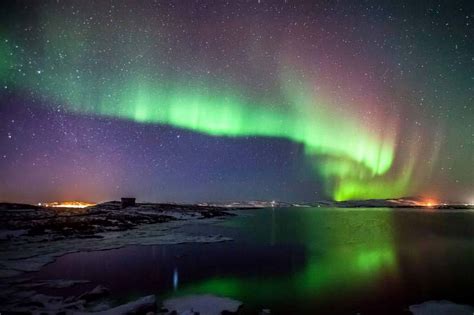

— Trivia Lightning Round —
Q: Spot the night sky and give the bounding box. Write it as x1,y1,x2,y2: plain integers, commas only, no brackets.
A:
0,0,472,204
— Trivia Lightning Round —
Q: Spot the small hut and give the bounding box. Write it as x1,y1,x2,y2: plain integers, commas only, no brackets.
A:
121,197,136,208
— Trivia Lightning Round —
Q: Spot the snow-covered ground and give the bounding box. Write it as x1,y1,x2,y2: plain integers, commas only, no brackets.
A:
163,294,242,315
0,202,235,313
409,300,474,315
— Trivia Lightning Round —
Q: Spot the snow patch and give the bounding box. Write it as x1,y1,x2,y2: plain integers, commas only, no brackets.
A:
409,300,474,315
163,294,242,315
76,295,156,315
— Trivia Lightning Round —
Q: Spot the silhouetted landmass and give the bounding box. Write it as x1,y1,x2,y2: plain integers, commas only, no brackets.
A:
0,201,234,239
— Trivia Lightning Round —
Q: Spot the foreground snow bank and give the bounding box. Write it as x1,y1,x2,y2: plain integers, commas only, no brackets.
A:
410,300,474,315
163,294,242,315
77,295,156,315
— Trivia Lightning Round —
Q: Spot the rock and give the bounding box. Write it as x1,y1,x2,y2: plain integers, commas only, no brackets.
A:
83,295,157,315
89,302,112,312
163,294,242,315
78,285,110,302
1,286,156,315
40,279,90,289
0,229,27,240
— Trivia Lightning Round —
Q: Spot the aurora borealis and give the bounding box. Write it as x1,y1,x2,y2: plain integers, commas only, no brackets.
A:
0,0,472,203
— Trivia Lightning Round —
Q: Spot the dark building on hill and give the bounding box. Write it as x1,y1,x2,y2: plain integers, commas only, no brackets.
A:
121,197,136,208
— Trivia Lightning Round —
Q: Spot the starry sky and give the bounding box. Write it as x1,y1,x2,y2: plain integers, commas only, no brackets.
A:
0,0,472,204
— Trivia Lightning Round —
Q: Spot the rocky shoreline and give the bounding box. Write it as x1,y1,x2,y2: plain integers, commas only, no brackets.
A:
0,201,233,239
0,202,236,314
2,276,244,314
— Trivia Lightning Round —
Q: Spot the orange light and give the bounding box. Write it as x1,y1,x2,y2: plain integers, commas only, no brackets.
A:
419,198,437,207
42,201,95,208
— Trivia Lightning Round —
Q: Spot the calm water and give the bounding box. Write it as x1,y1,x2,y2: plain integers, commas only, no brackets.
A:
34,208,474,314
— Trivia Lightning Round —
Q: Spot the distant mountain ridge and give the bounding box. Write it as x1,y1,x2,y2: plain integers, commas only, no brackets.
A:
208,197,473,209
1,197,472,210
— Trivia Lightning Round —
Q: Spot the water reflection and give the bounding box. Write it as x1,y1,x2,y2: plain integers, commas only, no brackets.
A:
173,267,179,291
176,208,399,309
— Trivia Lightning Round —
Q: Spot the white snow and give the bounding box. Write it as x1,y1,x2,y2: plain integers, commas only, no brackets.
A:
163,294,242,315
409,300,474,315
76,295,156,315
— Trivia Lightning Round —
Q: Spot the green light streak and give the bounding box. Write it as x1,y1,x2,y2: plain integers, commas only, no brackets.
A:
0,35,14,80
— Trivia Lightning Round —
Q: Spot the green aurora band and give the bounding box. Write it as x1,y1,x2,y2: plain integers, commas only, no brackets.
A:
1,27,429,201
